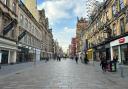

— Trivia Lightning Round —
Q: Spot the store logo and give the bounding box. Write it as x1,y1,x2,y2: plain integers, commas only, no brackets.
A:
119,37,125,43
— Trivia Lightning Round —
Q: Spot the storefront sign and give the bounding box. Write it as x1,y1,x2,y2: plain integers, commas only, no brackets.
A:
110,36,128,47
119,38,125,43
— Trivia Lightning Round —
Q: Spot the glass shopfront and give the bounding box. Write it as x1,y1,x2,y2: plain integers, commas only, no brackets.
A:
121,44,128,65
113,46,119,58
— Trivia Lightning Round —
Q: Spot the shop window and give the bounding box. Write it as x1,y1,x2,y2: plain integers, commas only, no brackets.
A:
113,46,119,60
120,18,125,34
121,44,128,65
119,0,124,10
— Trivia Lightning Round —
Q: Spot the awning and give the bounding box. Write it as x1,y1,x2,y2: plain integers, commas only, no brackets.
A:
87,49,93,52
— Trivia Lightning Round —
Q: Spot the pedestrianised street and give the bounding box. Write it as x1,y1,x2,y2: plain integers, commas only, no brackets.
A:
0,59,128,89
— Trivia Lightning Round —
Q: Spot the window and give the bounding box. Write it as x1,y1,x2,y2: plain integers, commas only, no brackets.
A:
113,23,117,36
106,10,109,21
30,36,31,45
6,0,9,7
121,44,128,65
120,18,125,34
29,22,31,31
20,14,23,25
119,0,124,10
25,18,28,29
28,35,30,44
11,29,15,38
112,5,117,16
1,0,6,5
24,35,27,43
12,3,16,13
112,0,118,16
32,26,34,33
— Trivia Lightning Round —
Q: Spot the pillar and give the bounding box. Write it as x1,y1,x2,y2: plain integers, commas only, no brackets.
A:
110,47,113,61
118,46,121,63
8,50,11,64
8,50,17,64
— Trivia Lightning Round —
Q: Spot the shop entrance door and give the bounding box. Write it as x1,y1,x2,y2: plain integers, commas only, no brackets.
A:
1,50,8,64
106,48,110,60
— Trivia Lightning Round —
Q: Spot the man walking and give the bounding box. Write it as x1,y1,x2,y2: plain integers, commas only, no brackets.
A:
75,55,78,64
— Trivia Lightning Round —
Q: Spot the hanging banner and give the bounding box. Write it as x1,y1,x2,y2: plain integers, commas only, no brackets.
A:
126,8,128,23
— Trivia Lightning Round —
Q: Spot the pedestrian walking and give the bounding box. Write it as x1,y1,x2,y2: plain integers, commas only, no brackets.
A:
84,54,89,64
100,56,107,72
58,55,61,61
75,55,78,64
113,55,118,72
45,57,49,63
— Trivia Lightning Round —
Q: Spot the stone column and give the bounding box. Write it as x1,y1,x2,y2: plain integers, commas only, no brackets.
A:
9,50,17,64
8,50,11,64
110,47,113,61
118,46,121,63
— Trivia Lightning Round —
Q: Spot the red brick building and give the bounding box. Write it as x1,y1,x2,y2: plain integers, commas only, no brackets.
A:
76,17,88,53
71,37,76,57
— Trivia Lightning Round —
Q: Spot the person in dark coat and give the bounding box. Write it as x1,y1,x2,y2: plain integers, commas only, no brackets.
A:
84,54,89,64
75,55,78,64
100,56,107,72
113,55,118,72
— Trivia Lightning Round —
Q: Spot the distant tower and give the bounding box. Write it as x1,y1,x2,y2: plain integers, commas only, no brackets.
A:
24,0,39,21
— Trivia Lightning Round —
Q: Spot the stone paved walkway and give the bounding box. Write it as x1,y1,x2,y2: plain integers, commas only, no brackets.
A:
0,59,128,89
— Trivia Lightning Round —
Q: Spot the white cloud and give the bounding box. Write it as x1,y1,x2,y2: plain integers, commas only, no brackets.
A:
38,0,73,25
37,0,104,52
38,0,104,24
53,27,76,52
38,0,89,24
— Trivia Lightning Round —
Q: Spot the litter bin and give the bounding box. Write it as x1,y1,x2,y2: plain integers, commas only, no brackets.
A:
110,61,117,72
107,61,111,72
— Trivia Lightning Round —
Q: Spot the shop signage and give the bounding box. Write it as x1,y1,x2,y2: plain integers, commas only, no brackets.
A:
119,37,125,43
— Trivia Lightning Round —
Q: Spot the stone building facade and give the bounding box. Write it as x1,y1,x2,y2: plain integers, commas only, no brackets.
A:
17,1,42,63
82,0,128,65
0,0,54,64
24,0,54,60
0,0,18,64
